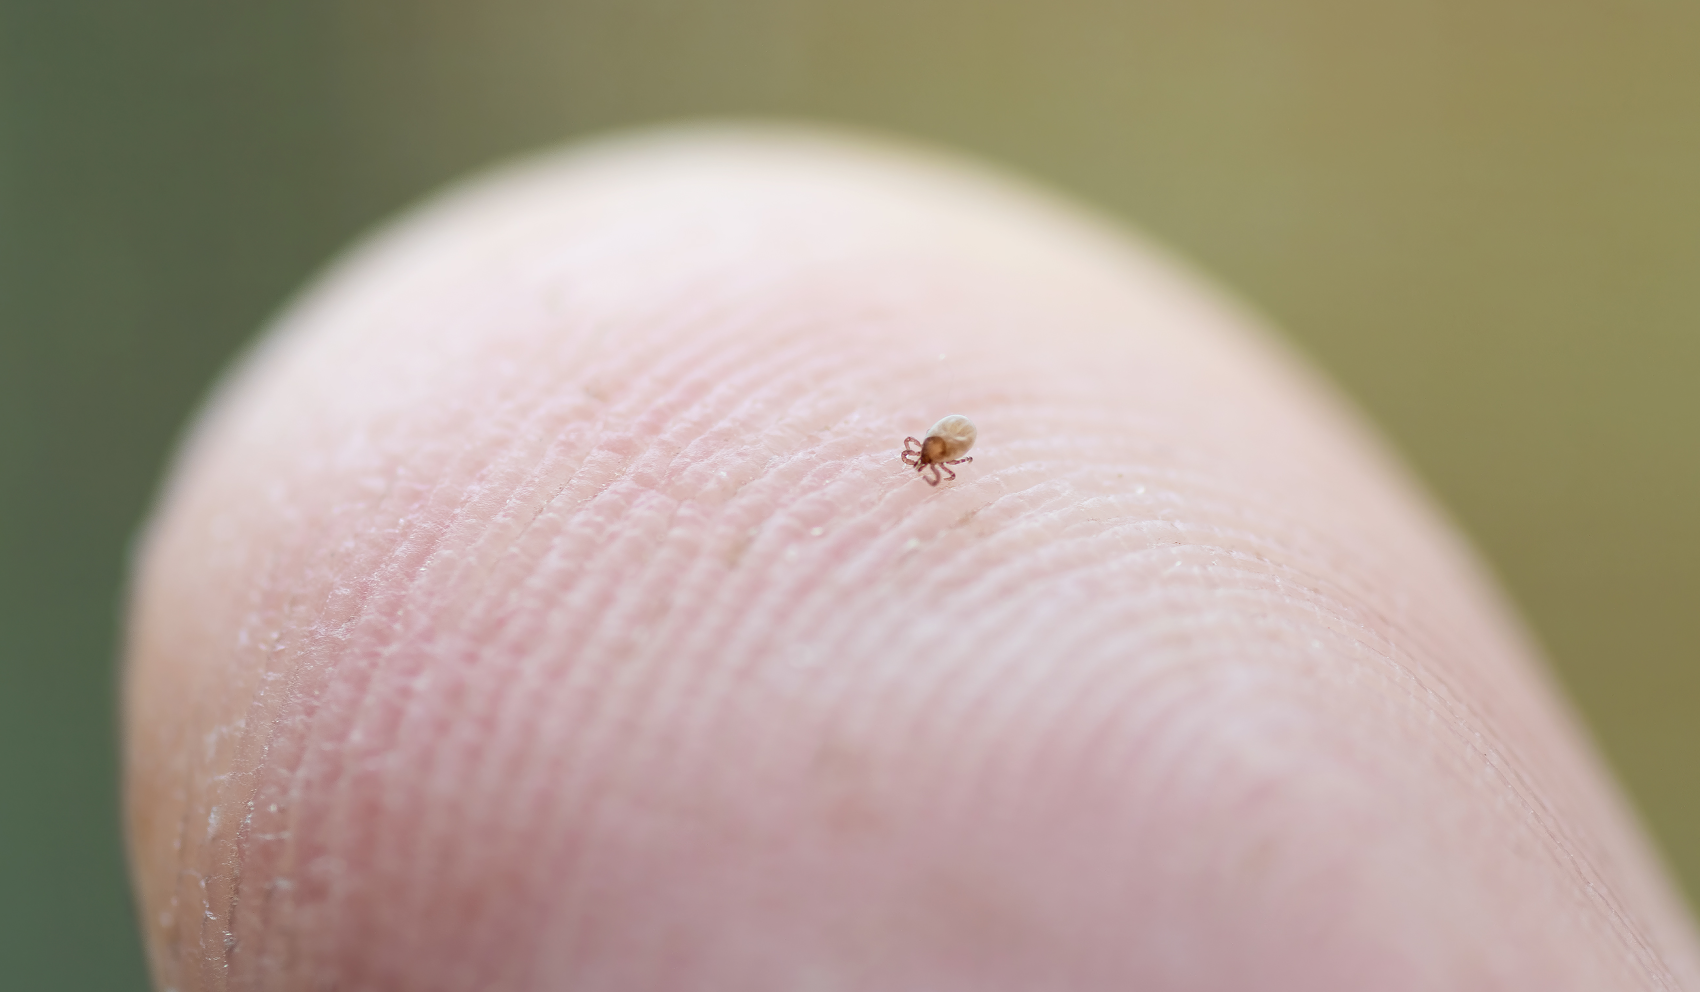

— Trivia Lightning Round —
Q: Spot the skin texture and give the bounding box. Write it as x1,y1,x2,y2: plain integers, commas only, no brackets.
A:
124,127,1700,991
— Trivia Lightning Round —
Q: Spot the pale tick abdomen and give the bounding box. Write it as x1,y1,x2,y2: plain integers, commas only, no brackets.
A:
922,414,976,463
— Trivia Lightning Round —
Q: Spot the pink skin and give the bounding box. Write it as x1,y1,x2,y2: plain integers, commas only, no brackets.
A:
124,129,1700,991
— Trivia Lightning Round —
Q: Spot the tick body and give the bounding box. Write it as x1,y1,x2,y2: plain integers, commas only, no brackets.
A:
902,414,977,486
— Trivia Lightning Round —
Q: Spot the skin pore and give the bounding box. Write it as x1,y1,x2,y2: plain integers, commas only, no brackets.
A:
123,128,1700,990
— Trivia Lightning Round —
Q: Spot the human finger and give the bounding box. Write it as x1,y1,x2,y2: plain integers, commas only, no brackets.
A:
124,126,1700,991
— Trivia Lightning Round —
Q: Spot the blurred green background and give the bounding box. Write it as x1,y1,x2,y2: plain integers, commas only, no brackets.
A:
3,1,1697,986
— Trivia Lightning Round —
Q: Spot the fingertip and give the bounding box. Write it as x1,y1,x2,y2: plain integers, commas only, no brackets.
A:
125,125,1700,991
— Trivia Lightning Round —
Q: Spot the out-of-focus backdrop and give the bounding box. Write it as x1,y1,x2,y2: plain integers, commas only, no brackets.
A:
3,2,1697,986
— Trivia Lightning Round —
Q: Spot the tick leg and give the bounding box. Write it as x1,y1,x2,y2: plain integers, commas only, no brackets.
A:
902,437,923,466
945,456,973,466
940,463,956,483
925,463,942,486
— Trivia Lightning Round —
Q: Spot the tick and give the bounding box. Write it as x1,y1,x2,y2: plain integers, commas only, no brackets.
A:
902,414,976,486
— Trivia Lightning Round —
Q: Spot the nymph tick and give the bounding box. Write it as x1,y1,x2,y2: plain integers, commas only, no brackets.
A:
902,415,976,486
